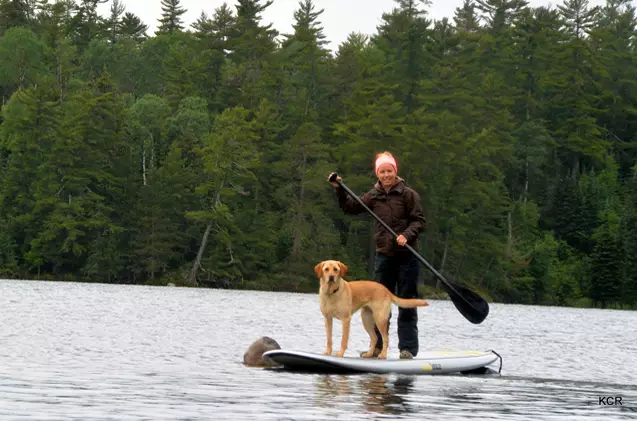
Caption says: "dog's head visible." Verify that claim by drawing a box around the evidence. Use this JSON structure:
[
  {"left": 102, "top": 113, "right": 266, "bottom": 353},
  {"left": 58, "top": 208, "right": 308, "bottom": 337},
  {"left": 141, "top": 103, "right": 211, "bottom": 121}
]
[{"left": 314, "top": 260, "right": 348, "bottom": 285}]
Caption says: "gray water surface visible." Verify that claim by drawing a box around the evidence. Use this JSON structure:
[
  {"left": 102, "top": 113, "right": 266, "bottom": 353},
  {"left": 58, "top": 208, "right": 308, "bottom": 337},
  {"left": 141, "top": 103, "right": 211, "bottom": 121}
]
[{"left": 1, "top": 280, "right": 636, "bottom": 420}]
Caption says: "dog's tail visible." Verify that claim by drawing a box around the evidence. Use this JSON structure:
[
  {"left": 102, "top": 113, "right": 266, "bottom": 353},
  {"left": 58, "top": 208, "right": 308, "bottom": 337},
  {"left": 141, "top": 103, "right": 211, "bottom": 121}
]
[{"left": 391, "top": 295, "right": 429, "bottom": 308}]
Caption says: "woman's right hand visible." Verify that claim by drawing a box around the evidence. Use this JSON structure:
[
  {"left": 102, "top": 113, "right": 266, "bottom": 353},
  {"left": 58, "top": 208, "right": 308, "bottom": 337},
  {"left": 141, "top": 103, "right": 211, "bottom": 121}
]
[{"left": 328, "top": 173, "right": 342, "bottom": 188}]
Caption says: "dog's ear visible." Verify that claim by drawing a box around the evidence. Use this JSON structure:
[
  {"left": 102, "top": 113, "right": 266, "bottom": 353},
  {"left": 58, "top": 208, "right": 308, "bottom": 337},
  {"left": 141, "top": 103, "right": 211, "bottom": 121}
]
[
  {"left": 314, "top": 262, "right": 324, "bottom": 279},
  {"left": 337, "top": 261, "right": 348, "bottom": 278}
]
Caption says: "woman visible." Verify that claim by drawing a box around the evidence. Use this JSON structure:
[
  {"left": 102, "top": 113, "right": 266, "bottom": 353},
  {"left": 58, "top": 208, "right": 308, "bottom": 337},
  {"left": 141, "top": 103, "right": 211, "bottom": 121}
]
[{"left": 328, "top": 151, "right": 426, "bottom": 359}]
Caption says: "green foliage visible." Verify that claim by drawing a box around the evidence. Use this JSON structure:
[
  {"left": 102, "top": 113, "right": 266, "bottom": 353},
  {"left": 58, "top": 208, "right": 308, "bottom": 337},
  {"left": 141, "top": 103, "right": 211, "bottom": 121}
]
[
  {"left": 156, "top": 0, "right": 187, "bottom": 35},
  {"left": 0, "top": 27, "right": 45, "bottom": 91},
  {"left": 0, "top": 0, "right": 636, "bottom": 309}
]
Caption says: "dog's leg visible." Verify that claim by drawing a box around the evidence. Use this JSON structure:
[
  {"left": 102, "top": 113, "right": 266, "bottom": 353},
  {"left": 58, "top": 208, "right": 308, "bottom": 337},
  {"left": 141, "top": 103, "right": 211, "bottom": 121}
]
[
  {"left": 324, "top": 316, "right": 333, "bottom": 356},
  {"left": 361, "top": 307, "right": 378, "bottom": 358},
  {"left": 374, "top": 309, "right": 391, "bottom": 359},
  {"left": 335, "top": 316, "right": 351, "bottom": 357}
]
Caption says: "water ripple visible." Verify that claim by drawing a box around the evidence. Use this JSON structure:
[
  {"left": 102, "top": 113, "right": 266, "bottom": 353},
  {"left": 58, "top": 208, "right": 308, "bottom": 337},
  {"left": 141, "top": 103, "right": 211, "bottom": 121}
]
[{"left": 1, "top": 279, "right": 636, "bottom": 420}]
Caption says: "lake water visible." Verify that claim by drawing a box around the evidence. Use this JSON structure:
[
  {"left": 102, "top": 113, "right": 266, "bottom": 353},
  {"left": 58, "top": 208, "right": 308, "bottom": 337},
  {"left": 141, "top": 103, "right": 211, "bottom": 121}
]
[{"left": 1, "top": 279, "right": 636, "bottom": 420}]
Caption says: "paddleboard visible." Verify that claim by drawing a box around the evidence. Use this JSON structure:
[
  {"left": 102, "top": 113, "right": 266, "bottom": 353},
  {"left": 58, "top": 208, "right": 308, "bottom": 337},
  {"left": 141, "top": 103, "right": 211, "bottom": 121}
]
[{"left": 263, "top": 349, "right": 502, "bottom": 375}]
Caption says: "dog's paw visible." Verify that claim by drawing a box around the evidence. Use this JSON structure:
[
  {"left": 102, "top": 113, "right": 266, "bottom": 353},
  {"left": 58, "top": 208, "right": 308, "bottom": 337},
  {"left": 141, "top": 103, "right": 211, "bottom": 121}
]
[{"left": 323, "top": 351, "right": 332, "bottom": 356}]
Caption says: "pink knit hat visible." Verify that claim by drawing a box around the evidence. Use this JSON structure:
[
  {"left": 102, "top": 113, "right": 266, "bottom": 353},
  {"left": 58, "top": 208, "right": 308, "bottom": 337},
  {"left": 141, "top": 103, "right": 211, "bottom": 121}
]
[{"left": 375, "top": 154, "right": 397, "bottom": 176}]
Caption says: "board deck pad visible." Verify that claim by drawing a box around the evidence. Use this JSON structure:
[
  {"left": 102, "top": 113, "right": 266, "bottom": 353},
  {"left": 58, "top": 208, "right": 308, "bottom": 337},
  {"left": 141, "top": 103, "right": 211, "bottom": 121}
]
[{"left": 263, "top": 349, "right": 500, "bottom": 375}]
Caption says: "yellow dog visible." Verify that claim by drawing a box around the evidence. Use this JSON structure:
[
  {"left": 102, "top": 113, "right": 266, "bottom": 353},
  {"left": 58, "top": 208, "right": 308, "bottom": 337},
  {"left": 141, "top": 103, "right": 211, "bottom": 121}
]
[{"left": 315, "top": 260, "right": 429, "bottom": 359}]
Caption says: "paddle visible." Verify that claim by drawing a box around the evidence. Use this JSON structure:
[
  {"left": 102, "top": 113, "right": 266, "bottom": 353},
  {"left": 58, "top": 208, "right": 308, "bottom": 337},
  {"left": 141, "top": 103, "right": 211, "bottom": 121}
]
[{"left": 328, "top": 173, "right": 489, "bottom": 324}]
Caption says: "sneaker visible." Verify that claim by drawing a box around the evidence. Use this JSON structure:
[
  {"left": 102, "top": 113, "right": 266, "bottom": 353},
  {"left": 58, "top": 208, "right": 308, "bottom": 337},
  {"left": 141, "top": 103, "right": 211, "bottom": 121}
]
[
  {"left": 360, "top": 348, "right": 382, "bottom": 358},
  {"left": 399, "top": 350, "right": 414, "bottom": 360}
]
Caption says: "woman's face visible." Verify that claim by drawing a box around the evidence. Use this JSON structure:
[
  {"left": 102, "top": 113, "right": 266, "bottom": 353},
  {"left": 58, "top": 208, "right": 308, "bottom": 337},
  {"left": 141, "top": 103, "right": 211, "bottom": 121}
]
[{"left": 377, "top": 164, "right": 397, "bottom": 189}]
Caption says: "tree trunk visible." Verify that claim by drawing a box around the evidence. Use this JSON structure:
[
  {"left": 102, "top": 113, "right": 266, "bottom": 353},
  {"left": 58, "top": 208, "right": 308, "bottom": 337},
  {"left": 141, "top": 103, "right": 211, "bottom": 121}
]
[
  {"left": 186, "top": 179, "right": 225, "bottom": 286},
  {"left": 438, "top": 229, "right": 450, "bottom": 290},
  {"left": 142, "top": 147, "right": 147, "bottom": 186},
  {"left": 186, "top": 222, "right": 211, "bottom": 287}
]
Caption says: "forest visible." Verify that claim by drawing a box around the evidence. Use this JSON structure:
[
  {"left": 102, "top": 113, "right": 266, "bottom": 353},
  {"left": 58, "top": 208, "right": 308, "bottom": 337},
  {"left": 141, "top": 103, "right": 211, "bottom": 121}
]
[{"left": 0, "top": 0, "right": 636, "bottom": 309}]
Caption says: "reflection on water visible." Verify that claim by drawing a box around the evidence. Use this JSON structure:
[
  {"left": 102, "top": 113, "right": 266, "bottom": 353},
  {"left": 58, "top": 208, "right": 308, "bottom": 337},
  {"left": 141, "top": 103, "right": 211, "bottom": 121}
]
[
  {"left": 315, "top": 374, "right": 415, "bottom": 416},
  {"left": 1, "top": 280, "right": 637, "bottom": 420},
  {"left": 309, "top": 371, "right": 637, "bottom": 421},
  {"left": 360, "top": 375, "right": 415, "bottom": 415}
]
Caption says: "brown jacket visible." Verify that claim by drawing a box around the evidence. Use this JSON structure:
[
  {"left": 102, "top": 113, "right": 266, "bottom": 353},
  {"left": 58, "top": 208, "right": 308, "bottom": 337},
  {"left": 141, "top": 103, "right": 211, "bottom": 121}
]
[{"left": 336, "top": 178, "right": 426, "bottom": 255}]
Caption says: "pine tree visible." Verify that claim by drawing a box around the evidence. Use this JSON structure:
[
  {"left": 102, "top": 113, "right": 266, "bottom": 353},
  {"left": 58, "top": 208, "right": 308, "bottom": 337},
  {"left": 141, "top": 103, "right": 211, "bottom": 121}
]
[
  {"left": 229, "top": 0, "right": 277, "bottom": 63},
  {"left": 162, "top": 33, "right": 202, "bottom": 108},
  {"left": 120, "top": 12, "right": 148, "bottom": 42},
  {"left": 130, "top": 145, "right": 195, "bottom": 281},
  {"left": 224, "top": 0, "right": 278, "bottom": 108},
  {"left": 475, "top": 0, "right": 528, "bottom": 35},
  {"left": 550, "top": 0, "right": 607, "bottom": 174},
  {"left": 589, "top": 211, "right": 623, "bottom": 308},
  {"left": 501, "top": 8, "right": 564, "bottom": 205},
  {"left": 102, "top": 0, "right": 125, "bottom": 44},
  {"left": 191, "top": 3, "right": 235, "bottom": 112},
  {"left": 24, "top": 73, "right": 127, "bottom": 274},
  {"left": 622, "top": 164, "right": 637, "bottom": 307},
  {"left": 0, "top": 0, "right": 32, "bottom": 35},
  {"left": 277, "top": 0, "right": 331, "bottom": 128},
  {"left": 325, "top": 33, "right": 369, "bottom": 128},
  {"left": 0, "top": 218, "right": 18, "bottom": 273},
  {"left": 70, "top": 0, "right": 108, "bottom": 53},
  {"left": 590, "top": 0, "right": 637, "bottom": 176},
  {"left": 551, "top": 173, "right": 598, "bottom": 253},
  {"left": 454, "top": 0, "right": 480, "bottom": 32},
  {"left": 156, "top": 0, "right": 186, "bottom": 35},
  {"left": 372, "top": 0, "right": 432, "bottom": 113},
  {"left": 186, "top": 106, "right": 260, "bottom": 286}
]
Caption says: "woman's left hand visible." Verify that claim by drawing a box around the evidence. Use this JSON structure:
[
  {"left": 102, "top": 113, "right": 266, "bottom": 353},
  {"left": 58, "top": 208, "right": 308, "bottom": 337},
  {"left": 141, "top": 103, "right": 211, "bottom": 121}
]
[{"left": 396, "top": 234, "right": 408, "bottom": 246}]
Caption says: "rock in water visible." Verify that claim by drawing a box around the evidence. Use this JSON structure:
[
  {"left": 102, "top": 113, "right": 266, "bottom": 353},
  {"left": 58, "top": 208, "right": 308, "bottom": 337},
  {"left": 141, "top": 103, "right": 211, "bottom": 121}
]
[{"left": 243, "top": 336, "right": 281, "bottom": 367}]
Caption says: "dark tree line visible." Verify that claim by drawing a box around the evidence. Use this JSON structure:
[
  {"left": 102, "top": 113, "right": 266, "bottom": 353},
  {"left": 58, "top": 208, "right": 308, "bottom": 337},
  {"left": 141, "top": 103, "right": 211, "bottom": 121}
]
[{"left": 1, "top": 0, "right": 636, "bottom": 309}]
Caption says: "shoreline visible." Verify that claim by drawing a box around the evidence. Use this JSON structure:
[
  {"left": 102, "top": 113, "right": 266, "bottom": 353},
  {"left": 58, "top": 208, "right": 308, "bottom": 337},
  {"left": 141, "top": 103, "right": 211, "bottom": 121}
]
[{"left": 2, "top": 273, "right": 634, "bottom": 311}]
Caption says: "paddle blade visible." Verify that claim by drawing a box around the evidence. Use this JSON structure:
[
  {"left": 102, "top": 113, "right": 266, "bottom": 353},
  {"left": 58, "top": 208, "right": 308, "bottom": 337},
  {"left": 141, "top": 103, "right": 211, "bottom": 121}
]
[{"left": 442, "top": 283, "right": 490, "bottom": 324}]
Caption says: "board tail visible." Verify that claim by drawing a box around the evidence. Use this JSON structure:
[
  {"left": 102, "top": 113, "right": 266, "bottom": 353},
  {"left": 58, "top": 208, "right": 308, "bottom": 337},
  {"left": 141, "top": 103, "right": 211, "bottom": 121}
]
[{"left": 391, "top": 295, "right": 429, "bottom": 308}]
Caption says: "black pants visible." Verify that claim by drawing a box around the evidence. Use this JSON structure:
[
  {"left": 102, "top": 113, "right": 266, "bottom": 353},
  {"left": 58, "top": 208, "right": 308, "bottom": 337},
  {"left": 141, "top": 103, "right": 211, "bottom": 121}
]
[{"left": 373, "top": 252, "right": 420, "bottom": 356}]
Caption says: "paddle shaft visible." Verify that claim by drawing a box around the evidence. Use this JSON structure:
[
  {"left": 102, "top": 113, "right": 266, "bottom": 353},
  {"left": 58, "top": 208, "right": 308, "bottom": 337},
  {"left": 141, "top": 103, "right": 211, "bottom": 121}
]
[{"left": 329, "top": 174, "right": 467, "bottom": 302}]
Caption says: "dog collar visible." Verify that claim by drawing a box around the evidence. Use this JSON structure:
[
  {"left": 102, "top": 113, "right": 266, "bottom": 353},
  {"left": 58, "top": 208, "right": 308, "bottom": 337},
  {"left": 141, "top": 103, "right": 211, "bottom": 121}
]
[{"left": 330, "top": 285, "right": 339, "bottom": 294}]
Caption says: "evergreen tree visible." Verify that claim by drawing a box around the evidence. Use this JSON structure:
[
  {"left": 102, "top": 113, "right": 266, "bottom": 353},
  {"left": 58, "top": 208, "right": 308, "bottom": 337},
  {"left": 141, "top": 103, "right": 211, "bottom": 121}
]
[
  {"left": 622, "top": 164, "right": 637, "bottom": 307},
  {"left": 0, "top": 0, "right": 32, "bottom": 35},
  {"left": 186, "top": 106, "right": 260, "bottom": 286},
  {"left": 372, "top": 0, "right": 432, "bottom": 113},
  {"left": 162, "top": 32, "right": 202, "bottom": 108},
  {"left": 102, "top": 0, "right": 125, "bottom": 44},
  {"left": 590, "top": 0, "right": 637, "bottom": 176},
  {"left": 224, "top": 0, "right": 278, "bottom": 108},
  {"left": 120, "top": 12, "right": 148, "bottom": 42},
  {"left": 129, "top": 145, "right": 195, "bottom": 281},
  {"left": 191, "top": 3, "right": 235, "bottom": 112},
  {"left": 69, "top": 0, "right": 108, "bottom": 53},
  {"left": 0, "top": 83, "right": 61, "bottom": 269},
  {"left": 589, "top": 210, "right": 623, "bottom": 308},
  {"left": 156, "top": 0, "right": 186, "bottom": 35},
  {"left": 454, "top": 0, "right": 480, "bottom": 32},
  {"left": 551, "top": 0, "right": 606, "bottom": 173}
]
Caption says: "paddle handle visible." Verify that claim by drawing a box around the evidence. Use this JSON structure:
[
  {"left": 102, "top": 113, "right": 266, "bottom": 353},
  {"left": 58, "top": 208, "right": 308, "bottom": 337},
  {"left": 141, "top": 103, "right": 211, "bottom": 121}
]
[{"left": 329, "top": 172, "right": 462, "bottom": 298}]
